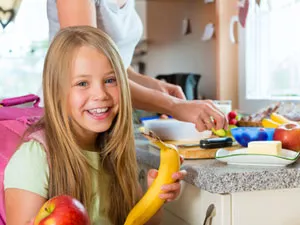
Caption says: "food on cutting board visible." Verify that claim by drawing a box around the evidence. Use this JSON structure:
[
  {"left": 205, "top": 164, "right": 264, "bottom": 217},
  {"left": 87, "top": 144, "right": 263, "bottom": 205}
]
[
  {"left": 212, "top": 128, "right": 227, "bottom": 137},
  {"left": 273, "top": 123, "right": 300, "bottom": 151},
  {"left": 212, "top": 125, "right": 237, "bottom": 137},
  {"left": 247, "top": 141, "right": 282, "bottom": 156}
]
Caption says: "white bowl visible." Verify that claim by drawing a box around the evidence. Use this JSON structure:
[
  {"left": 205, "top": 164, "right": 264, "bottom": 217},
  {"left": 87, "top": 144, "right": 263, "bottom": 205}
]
[{"left": 142, "top": 119, "right": 212, "bottom": 141}]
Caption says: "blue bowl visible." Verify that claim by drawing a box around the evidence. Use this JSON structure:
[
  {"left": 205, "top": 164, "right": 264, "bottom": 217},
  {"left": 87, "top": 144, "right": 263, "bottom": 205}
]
[{"left": 231, "top": 127, "right": 275, "bottom": 147}]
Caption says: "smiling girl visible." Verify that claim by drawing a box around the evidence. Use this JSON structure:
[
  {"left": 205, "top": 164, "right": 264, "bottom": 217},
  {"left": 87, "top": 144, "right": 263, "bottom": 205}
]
[{"left": 4, "top": 26, "right": 186, "bottom": 225}]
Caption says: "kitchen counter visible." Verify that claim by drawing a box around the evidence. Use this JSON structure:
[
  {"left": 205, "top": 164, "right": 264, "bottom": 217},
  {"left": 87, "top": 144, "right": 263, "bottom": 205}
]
[{"left": 135, "top": 138, "right": 300, "bottom": 194}]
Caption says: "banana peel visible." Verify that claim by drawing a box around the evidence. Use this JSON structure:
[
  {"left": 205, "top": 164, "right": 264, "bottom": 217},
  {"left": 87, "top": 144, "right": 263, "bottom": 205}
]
[{"left": 125, "top": 129, "right": 180, "bottom": 225}]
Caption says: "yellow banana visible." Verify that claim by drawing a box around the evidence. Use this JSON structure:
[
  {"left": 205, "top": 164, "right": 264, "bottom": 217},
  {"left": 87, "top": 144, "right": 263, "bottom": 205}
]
[
  {"left": 270, "top": 113, "right": 291, "bottom": 124},
  {"left": 124, "top": 141, "right": 180, "bottom": 225},
  {"left": 261, "top": 118, "right": 281, "bottom": 128}
]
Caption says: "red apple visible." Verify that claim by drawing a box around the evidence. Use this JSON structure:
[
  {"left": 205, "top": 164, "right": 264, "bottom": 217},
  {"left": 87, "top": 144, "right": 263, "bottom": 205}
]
[
  {"left": 229, "top": 118, "right": 237, "bottom": 125},
  {"left": 273, "top": 123, "right": 300, "bottom": 151},
  {"left": 228, "top": 111, "right": 238, "bottom": 120},
  {"left": 34, "top": 195, "right": 90, "bottom": 225}
]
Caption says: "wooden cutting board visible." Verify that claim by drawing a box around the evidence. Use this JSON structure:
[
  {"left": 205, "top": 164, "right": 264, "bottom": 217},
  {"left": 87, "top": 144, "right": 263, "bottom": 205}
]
[{"left": 149, "top": 140, "right": 241, "bottom": 159}]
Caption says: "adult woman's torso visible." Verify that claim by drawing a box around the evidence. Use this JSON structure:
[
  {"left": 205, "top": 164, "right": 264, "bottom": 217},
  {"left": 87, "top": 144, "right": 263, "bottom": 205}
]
[{"left": 47, "top": 0, "right": 143, "bottom": 69}]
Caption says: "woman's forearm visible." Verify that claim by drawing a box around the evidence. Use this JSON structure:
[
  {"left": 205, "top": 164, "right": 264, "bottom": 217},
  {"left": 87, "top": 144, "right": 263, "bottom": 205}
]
[
  {"left": 127, "top": 67, "right": 161, "bottom": 89},
  {"left": 129, "top": 79, "right": 178, "bottom": 114}
]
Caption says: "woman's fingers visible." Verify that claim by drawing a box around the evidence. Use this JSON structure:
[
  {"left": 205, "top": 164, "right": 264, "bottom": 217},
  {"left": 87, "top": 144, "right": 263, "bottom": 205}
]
[{"left": 203, "top": 104, "right": 227, "bottom": 130}]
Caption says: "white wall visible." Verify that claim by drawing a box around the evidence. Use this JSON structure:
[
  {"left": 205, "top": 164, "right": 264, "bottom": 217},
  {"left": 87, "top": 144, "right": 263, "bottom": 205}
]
[{"left": 136, "top": 1, "right": 217, "bottom": 100}]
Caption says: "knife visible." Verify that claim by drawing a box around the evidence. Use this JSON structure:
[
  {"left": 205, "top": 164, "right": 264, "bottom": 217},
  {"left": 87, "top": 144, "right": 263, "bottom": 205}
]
[{"left": 176, "top": 137, "right": 237, "bottom": 149}]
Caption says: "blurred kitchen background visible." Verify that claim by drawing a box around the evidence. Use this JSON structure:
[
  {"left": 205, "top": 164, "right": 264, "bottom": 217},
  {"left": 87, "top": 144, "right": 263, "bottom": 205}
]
[{"left": 0, "top": 0, "right": 300, "bottom": 115}]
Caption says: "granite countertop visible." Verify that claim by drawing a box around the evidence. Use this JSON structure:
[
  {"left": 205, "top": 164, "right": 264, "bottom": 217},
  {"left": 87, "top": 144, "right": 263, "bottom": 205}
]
[{"left": 135, "top": 138, "right": 300, "bottom": 194}]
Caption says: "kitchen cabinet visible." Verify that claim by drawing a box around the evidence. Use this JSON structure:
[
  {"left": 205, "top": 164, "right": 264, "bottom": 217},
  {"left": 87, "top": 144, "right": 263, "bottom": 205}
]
[
  {"left": 162, "top": 182, "right": 300, "bottom": 225},
  {"left": 163, "top": 181, "right": 231, "bottom": 225},
  {"left": 231, "top": 188, "right": 300, "bottom": 225},
  {"left": 135, "top": 0, "right": 239, "bottom": 108}
]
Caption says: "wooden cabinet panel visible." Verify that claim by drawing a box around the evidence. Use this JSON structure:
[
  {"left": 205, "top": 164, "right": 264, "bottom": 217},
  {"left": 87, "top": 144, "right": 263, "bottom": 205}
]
[{"left": 215, "top": 0, "right": 239, "bottom": 109}]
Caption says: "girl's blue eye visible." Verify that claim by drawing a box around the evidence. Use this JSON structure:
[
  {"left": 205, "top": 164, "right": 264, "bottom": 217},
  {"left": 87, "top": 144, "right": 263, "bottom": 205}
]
[
  {"left": 77, "top": 81, "right": 88, "bottom": 87},
  {"left": 105, "top": 78, "right": 117, "bottom": 84}
]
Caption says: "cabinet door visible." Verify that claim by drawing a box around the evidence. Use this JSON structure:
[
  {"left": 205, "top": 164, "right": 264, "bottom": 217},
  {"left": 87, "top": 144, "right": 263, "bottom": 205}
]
[
  {"left": 231, "top": 188, "right": 300, "bottom": 225},
  {"left": 164, "top": 181, "right": 231, "bottom": 225},
  {"left": 161, "top": 209, "right": 190, "bottom": 225}
]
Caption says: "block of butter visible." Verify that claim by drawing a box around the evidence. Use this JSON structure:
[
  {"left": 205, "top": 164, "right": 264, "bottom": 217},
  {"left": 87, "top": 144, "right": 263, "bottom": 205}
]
[{"left": 247, "top": 141, "right": 282, "bottom": 155}]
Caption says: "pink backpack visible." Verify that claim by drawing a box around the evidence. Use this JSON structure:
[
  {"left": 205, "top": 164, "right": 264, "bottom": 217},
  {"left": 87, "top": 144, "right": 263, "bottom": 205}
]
[{"left": 0, "top": 94, "right": 44, "bottom": 225}]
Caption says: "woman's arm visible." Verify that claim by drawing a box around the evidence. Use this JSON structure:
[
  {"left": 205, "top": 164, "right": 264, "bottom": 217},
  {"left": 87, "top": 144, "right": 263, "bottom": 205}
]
[
  {"left": 56, "top": 0, "right": 97, "bottom": 28},
  {"left": 127, "top": 66, "right": 186, "bottom": 99},
  {"left": 129, "top": 80, "right": 227, "bottom": 131},
  {"left": 5, "top": 189, "right": 46, "bottom": 225}
]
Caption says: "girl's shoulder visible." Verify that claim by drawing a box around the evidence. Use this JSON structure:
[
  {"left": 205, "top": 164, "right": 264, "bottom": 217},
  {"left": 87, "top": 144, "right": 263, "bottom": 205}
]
[
  {"left": 4, "top": 140, "right": 49, "bottom": 198},
  {"left": 19, "top": 139, "right": 47, "bottom": 154},
  {"left": 7, "top": 140, "right": 48, "bottom": 169}
]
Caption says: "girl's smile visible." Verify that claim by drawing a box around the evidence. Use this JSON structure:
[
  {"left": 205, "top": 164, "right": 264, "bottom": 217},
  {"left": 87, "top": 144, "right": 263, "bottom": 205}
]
[{"left": 86, "top": 107, "right": 112, "bottom": 120}]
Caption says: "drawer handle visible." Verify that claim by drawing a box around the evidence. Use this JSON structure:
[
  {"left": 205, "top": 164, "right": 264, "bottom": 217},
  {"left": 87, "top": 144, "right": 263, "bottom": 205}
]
[{"left": 202, "top": 204, "right": 216, "bottom": 225}]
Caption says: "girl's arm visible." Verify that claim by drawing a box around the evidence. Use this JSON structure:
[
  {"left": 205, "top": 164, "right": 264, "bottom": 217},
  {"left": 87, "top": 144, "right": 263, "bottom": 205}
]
[{"left": 5, "top": 188, "right": 46, "bottom": 225}]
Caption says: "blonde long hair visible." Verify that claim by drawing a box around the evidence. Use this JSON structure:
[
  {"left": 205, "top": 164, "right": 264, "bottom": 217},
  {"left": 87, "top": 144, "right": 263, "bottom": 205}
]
[{"left": 33, "top": 26, "right": 139, "bottom": 224}]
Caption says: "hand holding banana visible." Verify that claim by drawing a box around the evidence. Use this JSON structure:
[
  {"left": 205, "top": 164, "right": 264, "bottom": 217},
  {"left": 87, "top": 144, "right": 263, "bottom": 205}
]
[
  {"left": 124, "top": 128, "right": 186, "bottom": 225},
  {"left": 147, "top": 166, "right": 186, "bottom": 203}
]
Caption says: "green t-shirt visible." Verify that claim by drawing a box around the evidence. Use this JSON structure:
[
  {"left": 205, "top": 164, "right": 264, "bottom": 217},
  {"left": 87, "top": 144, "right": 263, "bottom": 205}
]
[{"left": 4, "top": 140, "right": 111, "bottom": 225}]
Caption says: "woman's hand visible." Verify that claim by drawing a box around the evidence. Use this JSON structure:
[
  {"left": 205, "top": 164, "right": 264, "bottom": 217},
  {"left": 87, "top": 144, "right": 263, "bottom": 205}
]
[
  {"left": 156, "top": 81, "right": 186, "bottom": 100},
  {"left": 170, "top": 99, "right": 228, "bottom": 132}
]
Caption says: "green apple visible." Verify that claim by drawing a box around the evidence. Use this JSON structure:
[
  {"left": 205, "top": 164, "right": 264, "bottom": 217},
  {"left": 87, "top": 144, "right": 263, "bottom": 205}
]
[
  {"left": 212, "top": 125, "right": 237, "bottom": 137},
  {"left": 212, "top": 128, "right": 227, "bottom": 137}
]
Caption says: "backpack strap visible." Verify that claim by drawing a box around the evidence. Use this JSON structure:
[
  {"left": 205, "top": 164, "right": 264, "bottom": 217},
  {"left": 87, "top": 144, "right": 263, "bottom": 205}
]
[
  {"left": 26, "top": 130, "right": 51, "bottom": 168},
  {"left": 27, "top": 130, "right": 47, "bottom": 149}
]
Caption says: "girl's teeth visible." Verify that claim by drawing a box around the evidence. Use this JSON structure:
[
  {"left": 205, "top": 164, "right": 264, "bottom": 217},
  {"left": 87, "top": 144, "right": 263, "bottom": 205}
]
[{"left": 89, "top": 108, "right": 108, "bottom": 114}]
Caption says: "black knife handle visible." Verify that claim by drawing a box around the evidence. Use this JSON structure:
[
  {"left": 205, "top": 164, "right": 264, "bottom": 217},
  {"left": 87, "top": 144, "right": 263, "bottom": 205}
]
[{"left": 200, "top": 137, "right": 233, "bottom": 149}]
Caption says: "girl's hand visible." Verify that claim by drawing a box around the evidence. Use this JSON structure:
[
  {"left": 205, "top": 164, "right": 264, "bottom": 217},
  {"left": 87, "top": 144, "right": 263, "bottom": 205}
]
[{"left": 147, "top": 155, "right": 187, "bottom": 203}]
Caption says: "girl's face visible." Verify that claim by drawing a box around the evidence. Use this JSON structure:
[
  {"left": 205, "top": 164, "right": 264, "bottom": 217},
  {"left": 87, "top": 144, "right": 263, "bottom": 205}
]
[{"left": 68, "top": 46, "right": 119, "bottom": 143}]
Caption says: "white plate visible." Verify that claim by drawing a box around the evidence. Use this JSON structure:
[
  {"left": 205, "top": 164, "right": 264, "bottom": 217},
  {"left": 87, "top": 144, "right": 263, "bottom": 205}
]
[
  {"left": 215, "top": 148, "right": 300, "bottom": 167},
  {"left": 142, "top": 119, "right": 211, "bottom": 141}
]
